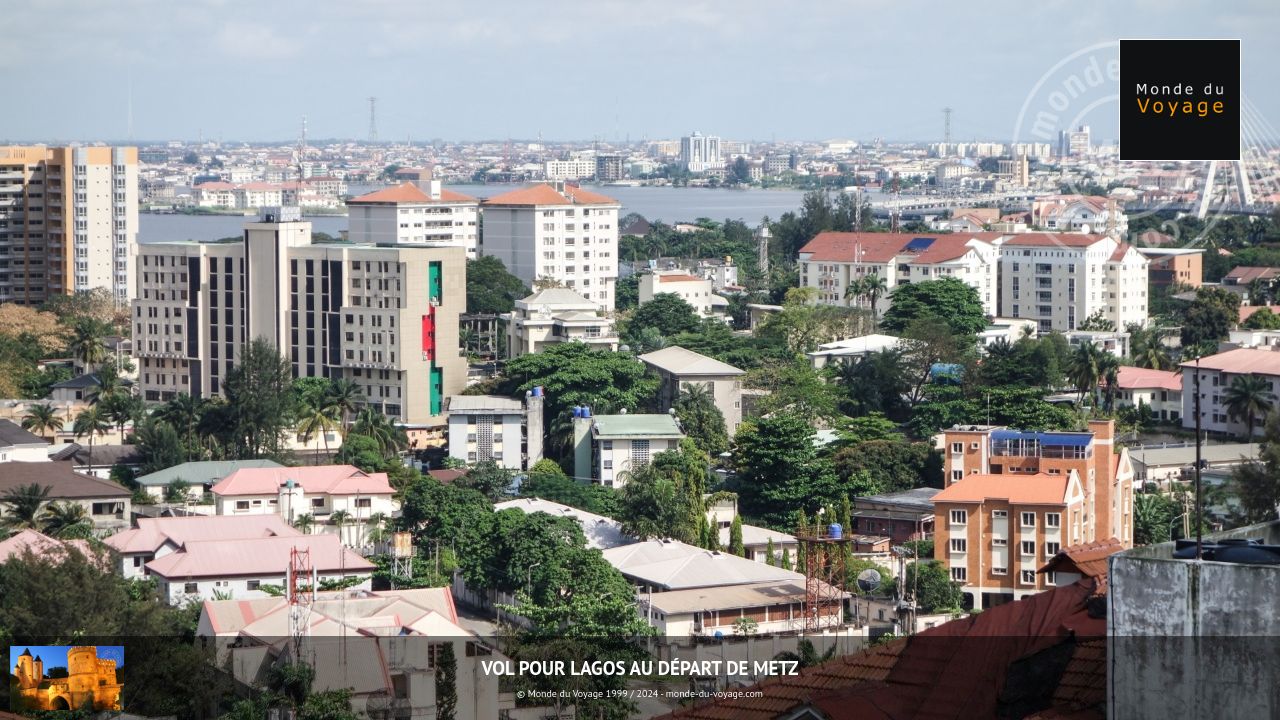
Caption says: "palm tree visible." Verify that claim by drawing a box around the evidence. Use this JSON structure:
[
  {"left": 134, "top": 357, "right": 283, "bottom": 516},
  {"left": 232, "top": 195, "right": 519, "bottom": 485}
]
[
  {"left": 0, "top": 484, "right": 51, "bottom": 534},
  {"left": 1068, "top": 342, "right": 1107, "bottom": 406},
  {"left": 98, "top": 391, "right": 141, "bottom": 441},
  {"left": 155, "top": 393, "right": 203, "bottom": 460},
  {"left": 365, "top": 512, "right": 389, "bottom": 546},
  {"left": 21, "top": 404, "right": 63, "bottom": 441},
  {"left": 329, "top": 510, "right": 351, "bottom": 545},
  {"left": 68, "top": 319, "right": 109, "bottom": 373},
  {"left": 1223, "top": 375, "right": 1275, "bottom": 438},
  {"left": 352, "top": 407, "right": 407, "bottom": 455},
  {"left": 296, "top": 401, "right": 340, "bottom": 461},
  {"left": 39, "top": 501, "right": 92, "bottom": 539},
  {"left": 293, "top": 513, "right": 315, "bottom": 535},
  {"left": 1128, "top": 323, "right": 1174, "bottom": 371},
  {"left": 86, "top": 362, "right": 122, "bottom": 405},
  {"left": 861, "top": 273, "right": 888, "bottom": 323},
  {"left": 325, "top": 379, "right": 364, "bottom": 436},
  {"left": 1101, "top": 358, "right": 1121, "bottom": 412},
  {"left": 844, "top": 276, "right": 866, "bottom": 309},
  {"left": 72, "top": 405, "right": 110, "bottom": 471}
]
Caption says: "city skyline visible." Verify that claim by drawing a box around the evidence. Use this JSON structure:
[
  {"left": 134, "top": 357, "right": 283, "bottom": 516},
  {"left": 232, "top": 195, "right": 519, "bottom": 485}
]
[{"left": 3, "top": 0, "right": 1278, "bottom": 144}]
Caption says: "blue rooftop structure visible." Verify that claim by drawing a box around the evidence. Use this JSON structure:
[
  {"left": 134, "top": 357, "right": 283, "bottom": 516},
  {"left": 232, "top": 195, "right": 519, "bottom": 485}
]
[{"left": 905, "top": 237, "right": 936, "bottom": 252}]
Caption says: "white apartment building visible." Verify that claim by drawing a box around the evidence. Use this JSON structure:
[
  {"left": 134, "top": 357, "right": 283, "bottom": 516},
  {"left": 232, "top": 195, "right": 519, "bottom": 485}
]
[
  {"left": 1114, "top": 366, "right": 1182, "bottom": 422},
  {"left": 445, "top": 392, "right": 544, "bottom": 470},
  {"left": 503, "top": 287, "right": 619, "bottom": 358},
  {"left": 638, "top": 270, "right": 727, "bottom": 319},
  {"left": 1030, "top": 195, "right": 1127, "bottom": 236},
  {"left": 638, "top": 345, "right": 745, "bottom": 434},
  {"left": 347, "top": 181, "right": 480, "bottom": 258},
  {"left": 132, "top": 207, "right": 466, "bottom": 430},
  {"left": 1181, "top": 348, "right": 1280, "bottom": 438},
  {"left": 544, "top": 157, "right": 597, "bottom": 181},
  {"left": 571, "top": 412, "right": 685, "bottom": 488},
  {"left": 0, "top": 146, "right": 137, "bottom": 305},
  {"left": 797, "top": 232, "right": 1000, "bottom": 317},
  {"left": 996, "top": 233, "right": 1148, "bottom": 333},
  {"left": 480, "top": 182, "right": 620, "bottom": 310},
  {"left": 680, "top": 132, "right": 724, "bottom": 172}
]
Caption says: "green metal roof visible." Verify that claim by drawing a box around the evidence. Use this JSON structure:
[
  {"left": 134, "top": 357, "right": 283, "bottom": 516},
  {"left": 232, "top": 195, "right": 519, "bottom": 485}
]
[
  {"left": 134, "top": 459, "right": 284, "bottom": 487},
  {"left": 590, "top": 414, "right": 684, "bottom": 439}
]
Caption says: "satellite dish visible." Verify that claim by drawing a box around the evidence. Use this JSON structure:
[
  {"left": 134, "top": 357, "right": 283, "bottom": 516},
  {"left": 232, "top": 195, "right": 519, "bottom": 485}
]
[{"left": 857, "top": 568, "right": 882, "bottom": 593}]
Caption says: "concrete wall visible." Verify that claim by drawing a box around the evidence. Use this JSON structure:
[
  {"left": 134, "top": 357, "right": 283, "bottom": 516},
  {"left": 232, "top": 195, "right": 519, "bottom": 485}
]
[{"left": 1109, "top": 522, "right": 1280, "bottom": 719}]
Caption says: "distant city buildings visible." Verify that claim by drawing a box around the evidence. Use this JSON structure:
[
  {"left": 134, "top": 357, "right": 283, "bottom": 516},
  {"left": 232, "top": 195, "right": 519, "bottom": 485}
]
[
  {"left": 480, "top": 183, "right": 620, "bottom": 310},
  {"left": 0, "top": 145, "right": 137, "bottom": 305},
  {"left": 1059, "top": 125, "right": 1092, "bottom": 157},
  {"left": 679, "top": 132, "right": 724, "bottom": 172},
  {"left": 132, "top": 208, "right": 466, "bottom": 431}
]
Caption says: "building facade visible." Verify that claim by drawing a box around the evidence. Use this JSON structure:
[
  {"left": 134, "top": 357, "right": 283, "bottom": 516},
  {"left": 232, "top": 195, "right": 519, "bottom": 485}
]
[
  {"left": 1180, "top": 348, "right": 1280, "bottom": 438},
  {"left": 132, "top": 208, "right": 465, "bottom": 429},
  {"left": 479, "top": 183, "right": 620, "bottom": 310},
  {"left": 638, "top": 345, "right": 745, "bottom": 434},
  {"left": 996, "top": 233, "right": 1148, "bottom": 332},
  {"left": 571, "top": 412, "right": 684, "bottom": 487},
  {"left": 445, "top": 393, "right": 544, "bottom": 470},
  {"left": 503, "top": 287, "right": 618, "bottom": 358},
  {"left": 679, "top": 133, "right": 723, "bottom": 172},
  {"left": 0, "top": 146, "right": 137, "bottom": 305},
  {"left": 346, "top": 182, "right": 480, "bottom": 258},
  {"left": 637, "top": 271, "right": 727, "bottom": 319}
]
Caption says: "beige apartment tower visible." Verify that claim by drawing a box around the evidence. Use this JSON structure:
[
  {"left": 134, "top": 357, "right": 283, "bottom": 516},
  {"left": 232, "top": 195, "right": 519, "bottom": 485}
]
[
  {"left": 133, "top": 208, "right": 465, "bottom": 430},
  {"left": 0, "top": 146, "right": 137, "bottom": 305}
]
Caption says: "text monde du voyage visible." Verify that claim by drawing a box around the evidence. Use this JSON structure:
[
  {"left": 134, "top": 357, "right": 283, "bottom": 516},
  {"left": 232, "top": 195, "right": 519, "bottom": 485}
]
[{"left": 1134, "top": 82, "right": 1228, "bottom": 118}]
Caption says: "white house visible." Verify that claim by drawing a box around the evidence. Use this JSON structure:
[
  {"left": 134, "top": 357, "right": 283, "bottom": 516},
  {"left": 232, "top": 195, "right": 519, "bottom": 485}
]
[
  {"left": 1181, "top": 348, "right": 1280, "bottom": 438},
  {"left": 0, "top": 420, "right": 51, "bottom": 463},
  {"left": 1113, "top": 366, "right": 1182, "bottom": 421},
  {"left": 571, "top": 411, "right": 685, "bottom": 488},
  {"left": 210, "top": 464, "right": 397, "bottom": 544},
  {"left": 105, "top": 514, "right": 302, "bottom": 580},
  {"left": 638, "top": 271, "right": 728, "bottom": 320},
  {"left": 0, "top": 462, "right": 131, "bottom": 535},
  {"left": 132, "top": 459, "right": 283, "bottom": 501},
  {"left": 806, "top": 334, "right": 903, "bottom": 369},
  {"left": 503, "top": 288, "right": 618, "bottom": 359}
]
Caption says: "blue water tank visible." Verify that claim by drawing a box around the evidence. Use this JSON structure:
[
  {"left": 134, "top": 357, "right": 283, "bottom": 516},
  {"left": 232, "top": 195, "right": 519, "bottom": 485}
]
[
  {"left": 828, "top": 523, "right": 844, "bottom": 539},
  {"left": 532, "top": 386, "right": 543, "bottom": 397},
  {"left": 582, "top": 406, "right": 592, "bottom": 418},
  {"left": 572, "top": 406, "right": 582, "bottom": 418}
]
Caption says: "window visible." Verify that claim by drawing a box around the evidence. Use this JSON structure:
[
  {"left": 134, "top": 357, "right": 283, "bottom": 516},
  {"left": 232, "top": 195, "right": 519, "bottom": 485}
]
[
  {"left": 949, "top": 509, "right": 967, "bottom": 525},
  {"left": 1045, "top": 541, "right": 1061, "bottom": 557},
  {"left": 602, "top": 440, "right": 613, "bottom": 450},
  {"left": 247, "top": 580, "right": 260, "bottom": 591},
  {"left": 950, "top": 469, "right": 963, "bottom": 482},
  {"left": 603, "top": 459, "right": 613, "bottom": 470},
  {"left": 1045, "top": 513, "right": 1061, "bottom": 528},
  {"left": 950, "top": 566, "right": 967, "bottom": 582},
  {"left": 356, "top": 498, "right": 372, "bottom": 508},
  {"left": 992, "top": 566, "right": 1007, "bottom": 575},
  {"left": 949, "top": 538, "right": 967, "bottom": 553},
  {"left": 132, "top": 556, "right": 143, "bottom": 568},
  {"left": 235, "top": 500, "right": 250, "bottom": 511},
  {"left": 1021, "top": 540, "right": 1036, "bottom": 556},
  {"left": 1021, "top": 512, "right": 1036, "bottom": 527},
  {"left": 950, "top": 442, "right": 963, "bottom": 453},
  {"left": 1021, "top": 570, "right": 1037, "bottom": 585},
  {"left": 992, "top": 538, "right": 1007, "bottom": 546},
  {"left": 184, "top": 583, "right": 198, "bottom": 594},
  {"left": 311, "top": 498, "right": 324, "bottom": 508},
  {"left": 992, "top": 510, "right": 1008, "bottom": 519}
]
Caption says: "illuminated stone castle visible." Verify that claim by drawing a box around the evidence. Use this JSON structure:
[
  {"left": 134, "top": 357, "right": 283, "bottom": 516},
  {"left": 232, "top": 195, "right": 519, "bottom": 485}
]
[{"left": 13, "top": 646, "right": 123, "bottom": 712}]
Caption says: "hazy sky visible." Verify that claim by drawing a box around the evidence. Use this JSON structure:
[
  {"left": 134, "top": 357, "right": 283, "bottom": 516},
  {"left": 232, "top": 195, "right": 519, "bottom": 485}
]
[{"left": 3, "top": 0, "right": 1277, "bottom": 144}]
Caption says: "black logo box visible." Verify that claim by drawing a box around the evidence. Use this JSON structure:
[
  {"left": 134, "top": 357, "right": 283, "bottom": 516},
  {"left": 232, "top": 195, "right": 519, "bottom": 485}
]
[{"left": 1119, "top": 39, "right": 1240, "bottom": 161}]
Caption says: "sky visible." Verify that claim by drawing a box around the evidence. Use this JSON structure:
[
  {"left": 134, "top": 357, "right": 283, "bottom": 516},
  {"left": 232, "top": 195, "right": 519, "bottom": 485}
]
[
  {"left": 9, "top": 646, "right": 126, "bottom": 674},
  {"left": 2, "top": 0, "right": 1278, "bottom": 144}
]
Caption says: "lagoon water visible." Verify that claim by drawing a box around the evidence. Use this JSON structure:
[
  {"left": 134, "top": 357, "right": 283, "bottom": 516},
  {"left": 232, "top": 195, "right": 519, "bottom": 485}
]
[{"left": 138, "top": 184, "right": 817, "bottom": 243}]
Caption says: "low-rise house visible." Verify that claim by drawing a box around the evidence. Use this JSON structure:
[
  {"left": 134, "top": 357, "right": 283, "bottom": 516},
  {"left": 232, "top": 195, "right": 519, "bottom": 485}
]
[
  {"left": 105, "top": 514, "right": 302, "bottom": 580},
  {"left": 48, "top": 373, "right": 133, "bottom": 403},
  {"left": 1064, "top": 329, "right": 1130, "bottom": 358},
  {"left": 1128, "top": 442, "right": 1259, "bottom": 490},
  {"left": 133, "top": 459, "right": 284, "bottom": 501},
  {"left": 504, "top": 288, "right": 619, "bottom": 359},
  {"left": 806, "top": 334, "right": 903, "bottom": 369},
  {"left": 197, "top": 588, "right": 511, "bottom": 720},
  {"left": 851, "top": 487, "right": 939, "bottom": 543},
  {"left": 48, "top": 443, "right": 142, "bottom": 479},
  {"left": 211, "top": 464, "right": 397, "bottom": 544},
  {"left": 0, "top": 420, "right": 51, "bottom": 463},
  {"left": 638, "top": 271, "right": 728, "bottom": 320},
  {"left": 1180, "top": 348, "right": 1280, "bottom": 438},
  {"left": 717, "top": 523, "right": 798, "bottom": 564},
  {"left": 1113, "top": 366, "right": 1182, "bottom": 421},
  {"left": 571, "top": 411, "right": 685, "bottom": 488},
  {"left": 494, "top": 497, "right": 632, "bottom": 550},
  {"left": 145, "top": 532, "right": 373, "bottom": 604},
  {"left": 0, "top": 528, "right": 99, "bottom": 565},
  {"left": 639, "top": 346, "right": 745, "bottom": 434},
  {"left": 0, "top": 462, "right": 131, "bottom": 534},
  {"left": 445, "top": 392, "right": 544, "bottom": 470},
  {"left": 932, "top": 471, "right": 1087, "bottom": 609}
]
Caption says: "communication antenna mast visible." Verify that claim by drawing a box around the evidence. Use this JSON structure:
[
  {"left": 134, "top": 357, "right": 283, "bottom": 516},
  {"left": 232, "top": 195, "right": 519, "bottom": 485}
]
[
  {"left": 942, "top": 107, "right": 953, "bottom": 145},
  {"left": 755, "top": 219, "right": 771, "bottom": 274},
  {"left": 794, "top": 522, "right": 850, "bottom": 633},
  {"left": 287, "top": 546, "right": 317, "bottom": 664},
  {"left": 368, "top": 96, "right": 378, "bottom": 143}
]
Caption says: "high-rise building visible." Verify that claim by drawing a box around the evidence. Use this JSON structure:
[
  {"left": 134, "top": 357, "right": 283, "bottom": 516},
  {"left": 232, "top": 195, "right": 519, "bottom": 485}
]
[
  {"left": 0, "top": 146, "right": 137, "bottom": 305},
  {"left": 1058, "top": 125, "right": 1091, "bottom": 157},
  {"left": 595, "top": 154, "right": 624, "bottom": 182},
  {"left": 480, "top": 183, "right": 620, "bottom": 310},
  {"left": 346, "top": 181, "right": 479, "bottom": 258},
  {"left": 132, "top": 207, "right": 465, "bottom": 431},
  {"left": 679, "top": 132, "right": 724, "bottom": 172}
]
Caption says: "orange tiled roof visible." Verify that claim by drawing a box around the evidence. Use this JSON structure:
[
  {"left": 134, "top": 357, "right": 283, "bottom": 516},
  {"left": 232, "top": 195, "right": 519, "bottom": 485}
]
[
  {"left": 481, "top": 183, "right": 618, "bottom": 206},
  {"left": 348, "top": 182, "right": 476, "bottom": 204},
  {"left": 799, "top": 232, "right": 998, "bottom": 265},
  {"left": 658, "top": 274, "right": 704, "bottom": 283},
  {"left": 932, "top": 472, "right": 1072, "bottom": 505}
]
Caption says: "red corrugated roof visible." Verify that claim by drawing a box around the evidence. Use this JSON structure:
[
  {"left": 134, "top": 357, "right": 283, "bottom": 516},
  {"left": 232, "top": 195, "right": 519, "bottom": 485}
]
[
  {"left": 1115, "top": 366, "right": 1181, "bottom": 392},
  {"left": 481, "top": 183, "right": 618, "bottom": 206},
  {"left": 932, "top": 473, "right": 1071, "bottom": 505},
  {"left": 349, "top": 182, "right": 477, "bottom": 204}
]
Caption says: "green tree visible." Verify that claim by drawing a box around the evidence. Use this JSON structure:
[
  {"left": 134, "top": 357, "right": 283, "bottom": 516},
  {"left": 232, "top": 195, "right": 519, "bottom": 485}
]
[
  {"left": 38, "top": 501, "right": 92, "bottom": 538},
  {"left": 434, "top": 642, "right": 458, "bottom": 720},
  {"left": 21, "top": 403, "right": 63, "bottom": 441},
  {"left": 749, "top": 358, "right": 842, "bottom": 421},
  {"left": 837, "top": 349, "right": 911, "bottom": 420},
  {"left": 880, "top": 278, "right": 988, "bottom": 336},
  {"left": 904, "top": 560, "right": 963, "bottom": 613},
  {"left": 163, "top": 478, "right": 192, "bottom": 503},
  {"left": 324, "top": 379, "right": 365, "bottom": 436},
  {"left": 1243, "top": 307, "right": 1280, "bottom": 330},
  {"left": 1068, "top": 342, "right": 1111, "bottom": 406},
  {"left": 154, "top": 393, "right": 205, "bottom": 460},
  {"left": 466, "top": 255, "right": 530, "bottom": 314},
  {"left": 1230, "top": 412, "right": 1280, "bottom": 524},
  {"left": 1127, "top": 323, "right": 1175, "bottom": 370},
  {"left": 1180, "top": 286, "right": 1241, "bottom": 355},
  {"left": 732, "top": 413, "right": 841, "bottom": 528},
  {"left": 299, "top": 689, "right": 359, "bottom": 720},
  {"left": 350, "top": 406, "right": 408, "bottom": 456},
  {"left": 898, "top": 316, "right": 974, "bottom": 406},
  {"left": 728, "top": 515, "right": 745, "bottom": 556},
  {"left": 674, "top": 382, "right": 729, "bottom": 457},
  {"left": 72, "top": 405, "right": 110, "bottom": 470},
  {"left": 1133, "top": 491, "right": 1181, "bottom": 545},
  {"left": 616, "top": 444, "right": 705, "bottom": 543},
  {"left": 223, "top": 338, "right": 295, "bottom": 458},
  {"left": 457, "top": 459, "right": 513, "bottom": 500},
  {"left": 626, "top": 292, "right": 701, "bottom": 341},
  {"left": 1077, "top": 310, "right": 1116, "bottom": 331},
  {"left": 135, "top": 419, "right": 187, "bottom": 475},
  {"left": 68, "top": 317, "right": 109, "bottom": 371},
  {"left": 519, "top": 459, "right": 619, "bottom": 516},
  {"left": 615, "top": 274, "right": 640, "bottom": 311},
  {"left": 1223, "top": 374, "right": 1275, "bottom": 438},
  {"left": 833, "top": 440, "right": 943, "bottom": 493}
]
